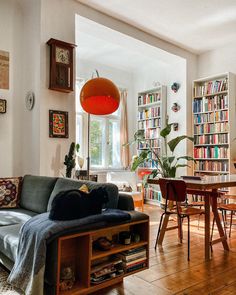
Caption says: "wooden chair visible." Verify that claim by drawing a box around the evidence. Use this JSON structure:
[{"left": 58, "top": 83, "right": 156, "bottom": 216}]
[
  {"left": 155, "top": 178, "right": 205, "bottom": 260},
  {"left": 212, "top": 192, "right": 236, "bottom": 238}
]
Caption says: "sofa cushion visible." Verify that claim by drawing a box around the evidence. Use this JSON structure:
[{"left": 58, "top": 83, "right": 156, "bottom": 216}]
[
  {"left": 0, "top": 223, "right": 21, "bottom": 261},
  {"left": 0, "top": 209, "right": 37, "bottom": 226},
  {"left": 49, "top": 188, "right": 108, "bottom": 221},
  {"left": 20, "top": 175, "right": 57, "bottom": 213},
  {"left": 47, "top": 178, "right": 119, "bottom": 211},
  {"left": 0, "top": 177, "right": 22, "bottom": 208}
]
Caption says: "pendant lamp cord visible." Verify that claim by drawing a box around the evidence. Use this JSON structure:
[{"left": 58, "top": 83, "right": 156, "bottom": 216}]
[{"left": 91, "top": 69, "right": 99, "bottom": 79}]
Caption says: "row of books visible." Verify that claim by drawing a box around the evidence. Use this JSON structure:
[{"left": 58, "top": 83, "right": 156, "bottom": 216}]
[
  {"left": 116, "top": 247, "right": 147, "bottom": 273},
  {"left": 138, "top": 92, "right": 161, "bottom": 106},
  {"left": 144, "top": 186, "right": 161, "bottom": 202},
  {"left": 194, "top": 110, "right": 228, "bottom": 124},
  {"left": 215, "top": 110, "right": 228, "bottom": 121},
  {"left": 193, "top": 78, "right": 228, "bottom": 97},
  {"left": 138, "top": 139, "right": 161, "bottom": 149},
  {"left": 194, "top": 133, "right": 228, "bottom": 145},
  {"left": 194, "top": 122, "right": 229, "bottom": 134},
  {"left": 138, "top": 118, "right": 161, "bottom": 130},
  {"left": 139, "top": 160, "right": 157, "bottom": 169},
  {"left": 195, "top": 160, "right": 229, "bottom": 172},
  {"left": 138, "top": 107, "right": 161, "bottom": 120},
  {"left": 194, "top": 146, "right": 229, "bottom": 159},
  {"left": 144, "top": 128, "right": 160, "bottom": 139},
  {"left": 193, "top": 95, "right": 228, "bottom": 113}
]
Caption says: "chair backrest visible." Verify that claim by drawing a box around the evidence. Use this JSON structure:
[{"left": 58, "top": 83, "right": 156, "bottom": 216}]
[{"left": 159, "top": 178, "right": 186, "bottom": 202}]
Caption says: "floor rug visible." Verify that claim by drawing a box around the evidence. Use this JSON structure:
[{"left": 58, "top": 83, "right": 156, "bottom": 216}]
[{"left": 0, "top": 266, "right": 19, "bottom": 294}]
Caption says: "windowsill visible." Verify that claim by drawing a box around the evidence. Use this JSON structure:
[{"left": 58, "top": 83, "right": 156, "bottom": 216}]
[{"left": 90, "top": 168, "right": 128, "bottom": 174}]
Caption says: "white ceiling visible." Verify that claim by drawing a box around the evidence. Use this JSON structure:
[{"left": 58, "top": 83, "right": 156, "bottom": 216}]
[
  {"left": 76, "top": 15, "right": 183, "bottom": 73},
  {"left": 77, "top": 0, "right": 236, "bottom": 54}
]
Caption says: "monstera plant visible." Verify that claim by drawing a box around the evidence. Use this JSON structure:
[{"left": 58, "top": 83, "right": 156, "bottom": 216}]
[{"left": 130, "top": 120, "right": 194, "bottom": 180}]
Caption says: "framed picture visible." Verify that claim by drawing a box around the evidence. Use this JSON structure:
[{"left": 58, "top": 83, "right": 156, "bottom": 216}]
[
  {"left": 49, "top": 110, "right": 68, "bottom": 138},
  {"left": 0, "top": 99, "right": 6, "bottom": 113}
]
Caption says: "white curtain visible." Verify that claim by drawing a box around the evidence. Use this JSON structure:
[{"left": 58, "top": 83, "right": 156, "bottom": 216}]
[{"left": 120, "top": 89, "right": 130, "bottom": 169}]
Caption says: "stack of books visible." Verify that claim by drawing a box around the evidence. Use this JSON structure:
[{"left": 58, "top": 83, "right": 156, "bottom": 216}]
[
  {"left": 117, "top": 247, "right": 147, "bottom": 273},
  {"left": 90, "top": 258, "right": 123, "bottom": 285}
]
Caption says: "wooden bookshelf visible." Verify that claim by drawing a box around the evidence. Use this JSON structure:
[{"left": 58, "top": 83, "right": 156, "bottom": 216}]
[
  {"left": 136, "top": 86, "right": 167, "bottom": 205},
  {"left": 192, "top": 72, "right": 236, "bottom": 176},
  {"left": 56, "top": 219, "right": 149, "bottom": 295}
]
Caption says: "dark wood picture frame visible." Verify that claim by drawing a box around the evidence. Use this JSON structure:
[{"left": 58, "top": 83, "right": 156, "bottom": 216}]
[
  {"left": 0, "top": 99, "right": 6, "bottom": 113},
  {"left": 49, "top": 110, "right": 68, "bottom": 138}
]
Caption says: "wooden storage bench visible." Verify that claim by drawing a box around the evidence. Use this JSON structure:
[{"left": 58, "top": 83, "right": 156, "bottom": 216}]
[{"left": 57, "top": 218, "right": 149, "bottom": 294}]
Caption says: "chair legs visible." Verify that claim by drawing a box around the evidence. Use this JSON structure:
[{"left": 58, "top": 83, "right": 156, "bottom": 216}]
[
  {"left": 229, "top": 211, "right": 233, "bottom": 238},
  {"left": 187, "top": 215, "right": 190, "bottom": 261},
  {"left": 155, "top": 212, "right": 165, "bottom": 250}
]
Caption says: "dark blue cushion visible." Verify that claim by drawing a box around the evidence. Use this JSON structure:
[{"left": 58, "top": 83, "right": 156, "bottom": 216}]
[{"left": 47, "top": 178, "right": 119, "bottom": 211}]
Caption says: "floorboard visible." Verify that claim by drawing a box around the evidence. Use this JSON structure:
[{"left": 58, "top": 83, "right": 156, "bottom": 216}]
[{"left": 94, "top": 204, "right": 236, "bottom": 295}]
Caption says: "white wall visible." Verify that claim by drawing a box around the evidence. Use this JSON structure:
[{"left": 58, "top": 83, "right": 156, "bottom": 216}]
[
  {"left": 133, "top": 58, "right": 189, "bottom": 176},
  {"left": 198, "top": 40, "right": 236, "bottom": 78},
  {"left": 0, "top": 0, "right": 197, "bottom": 177},
  {"left": 0, "top": 0, "right": 22, "bottom": 177}
]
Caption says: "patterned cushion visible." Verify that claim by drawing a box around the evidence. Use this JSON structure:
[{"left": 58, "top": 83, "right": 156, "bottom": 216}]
[{"left": 0, "top": 177, "right": 22, "bottom": 208}]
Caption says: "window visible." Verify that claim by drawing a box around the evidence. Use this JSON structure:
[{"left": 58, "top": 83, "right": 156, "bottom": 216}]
[{"left": 76, "top": 79, "right": 121, "bottom": 170}]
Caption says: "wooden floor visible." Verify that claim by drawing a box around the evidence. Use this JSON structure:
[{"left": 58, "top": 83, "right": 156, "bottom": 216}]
[{"left": 94, "top": 204, "right": 236, "bottom": 295}]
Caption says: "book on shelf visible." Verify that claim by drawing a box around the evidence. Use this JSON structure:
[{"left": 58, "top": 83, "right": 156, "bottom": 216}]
[
  {"left": 194, "top": 122, "right": 229, "bottom": 134},
  {"left": 126, "top": 261, "right": 147, "bottom": 273},
  {"left": 194, "top": 146, "right": 229, "bottom": 159},
  {"left": 138, "top": 92, "right": 161, "bottom": 105},
  {"left": 138, "top": 106, "right": 160, "bottom": 120},
  {"left": 193, "top": 95, "right": 228, "bottom": 113},
  {"left": 194, "top": 134, "right": 228, "bottom": 145},
  {"left": 194, "top": 78, "right": 228, "bottom": 97},
  {"left": 116, "top": 249, "right": 146, "bottom": 262},
  {"left": 194, "top": 160, "right": 229, "bottom": 172},
  {"left": 123, "top": 257, "right": 147, "bottom": 268}
]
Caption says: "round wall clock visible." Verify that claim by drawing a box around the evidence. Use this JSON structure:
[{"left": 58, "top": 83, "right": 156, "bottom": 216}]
[{"left": 25, "top": 91, "right": 35, "bottom": 110}]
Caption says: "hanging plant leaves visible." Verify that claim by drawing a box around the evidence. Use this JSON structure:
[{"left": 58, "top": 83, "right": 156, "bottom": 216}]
[{"left": 168, "top": 136, "right": 194, "bottom": 152}]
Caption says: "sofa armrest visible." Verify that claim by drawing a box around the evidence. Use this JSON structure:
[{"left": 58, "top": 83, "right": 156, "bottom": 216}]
[{"left": 117, "top": 193, "right": 134, "bottom": 211}]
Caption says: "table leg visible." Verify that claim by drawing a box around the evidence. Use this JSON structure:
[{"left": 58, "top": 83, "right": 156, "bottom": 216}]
[
  {"left": 204, "top": 194, "right": 211, "bottom": 260},
  {"left": 211, "top": 190, "right": 229, "bottom": 251},
  {"left": 158, "top": 214, "right": 169, "bottom": 245}
]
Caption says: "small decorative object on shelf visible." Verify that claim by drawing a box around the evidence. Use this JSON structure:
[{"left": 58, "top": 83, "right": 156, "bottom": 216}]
[
  {"left": 47, "top": 38, "right": 76, "bottom": 93},
  {"left": 119, "top": 231, "right": 131, "bottom": 245},
  {"left": 59, "top": 266, "right": 75, "bottom": 291},
  {"left": 192, "top": 72, "right": 236, "bottom": 176},
  {"left": 93, "top": 237, "right": 114, "bottom": 251},
  {"left": 171, "top": 82, "right": 180, "bottom": 93},
  {"left": 0, "top": 99, "right": 6, "bottom": 113},
  {"left": 49, "top": 110, "right": 68, "bottom": 138},
  {"left": 171, "top": 102, "right": 180, "bottom": 112}
]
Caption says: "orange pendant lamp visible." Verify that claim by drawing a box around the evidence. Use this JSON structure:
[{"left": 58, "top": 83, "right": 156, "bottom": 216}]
[{"left": 80, "top": 71, "right": 120, "bottom": 115}]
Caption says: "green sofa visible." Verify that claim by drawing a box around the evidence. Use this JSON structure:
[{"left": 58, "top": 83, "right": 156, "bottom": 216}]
[{"left": 0, "top": 175, "right": 148, "bottom": 294}]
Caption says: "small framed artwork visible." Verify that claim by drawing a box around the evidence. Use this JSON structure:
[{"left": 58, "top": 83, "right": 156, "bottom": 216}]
[
  {"left": 49, "top": 110, "right": 68, "bottom": 138},
  {"left": 0, "top": 99, "right": 6, "bottom": 113}
]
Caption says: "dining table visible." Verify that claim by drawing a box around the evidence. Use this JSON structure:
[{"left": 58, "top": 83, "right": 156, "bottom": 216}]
[{"left": 148, "top": 174, "right": 236, "bottom": 260}]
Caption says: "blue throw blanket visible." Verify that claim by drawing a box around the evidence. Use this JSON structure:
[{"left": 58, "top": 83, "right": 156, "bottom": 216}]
[{"left": 8, "top": 209, "right": 131, "bottom": 295}]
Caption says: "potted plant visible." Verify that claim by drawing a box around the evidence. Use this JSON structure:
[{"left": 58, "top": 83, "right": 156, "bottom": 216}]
[
  {"left": 129, "top": 119, "right": 194, "bottom": 181},
  {"left": 64, "top": 142, "right": 81, "bottom": 178}
]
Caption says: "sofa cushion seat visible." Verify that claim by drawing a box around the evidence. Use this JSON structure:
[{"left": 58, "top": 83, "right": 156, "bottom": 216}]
[
  {"left": 0, "top": 209, "right": 37, "bottom": 226},
  {"left": 20, "top": 175, "right": 57, "bottom": 213},
  {"left": 47, "top": 178, "right": 119, "bottom": 211},
  {"left": 0, "top": 224, "right": 21, "bottom": 261}
]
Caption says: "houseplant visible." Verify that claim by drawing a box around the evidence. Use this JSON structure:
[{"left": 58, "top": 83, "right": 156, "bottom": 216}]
[
  {"left": 130, "top": 120, "right": 194, "bottom": 181},
  {"left": 64, "top": 142, "right": 80, "bottom": 178}
]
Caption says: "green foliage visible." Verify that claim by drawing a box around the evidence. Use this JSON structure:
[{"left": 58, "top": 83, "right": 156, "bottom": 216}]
[
  {"left": 64, "top": 142, "right": 78, "bottom": 178},
  {"left": 130, "top": 119, "right": 194, "bottom": 179}
]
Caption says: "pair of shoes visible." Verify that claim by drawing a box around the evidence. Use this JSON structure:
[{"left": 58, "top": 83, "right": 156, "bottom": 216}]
[{"left": 93, "top": 237, "right": 113, "bottom": 251}]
